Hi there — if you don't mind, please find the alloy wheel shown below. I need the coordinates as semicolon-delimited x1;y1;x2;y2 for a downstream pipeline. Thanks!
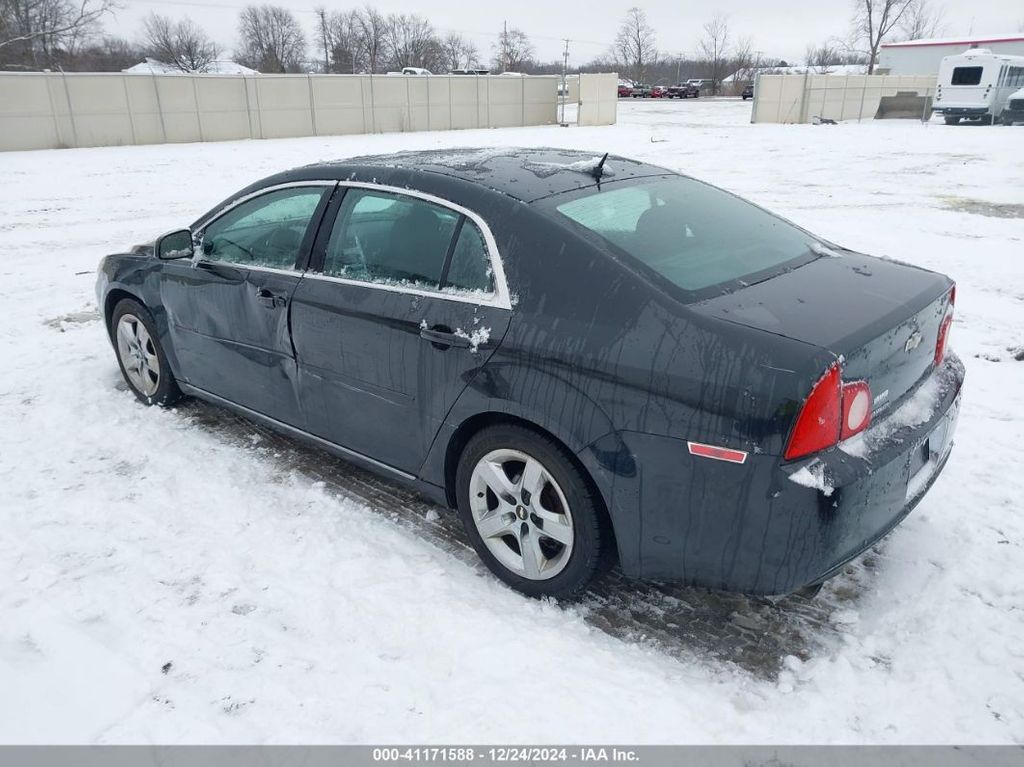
115;313;160;397
468;448;575;580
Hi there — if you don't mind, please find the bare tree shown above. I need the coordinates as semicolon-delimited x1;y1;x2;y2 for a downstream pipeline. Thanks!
491;24;533;72
898;0;945;41
614;7;656;84
143;13;218;72
850;0;916;73
1;0;114;69
316;7;362;73
440;31;478;72
698;13;730;94
728;36;756;91
353;4;386;73
237;4;305;73
383;13;439;71
805;41;844;72
71;34;141;70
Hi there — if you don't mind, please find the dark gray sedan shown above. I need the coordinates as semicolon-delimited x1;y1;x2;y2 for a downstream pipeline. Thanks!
96;148;963;598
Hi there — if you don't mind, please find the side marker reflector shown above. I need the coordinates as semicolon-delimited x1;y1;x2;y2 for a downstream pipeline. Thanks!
687;441;748;464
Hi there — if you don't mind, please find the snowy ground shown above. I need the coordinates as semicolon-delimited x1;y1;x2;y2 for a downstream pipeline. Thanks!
1;99;1022;744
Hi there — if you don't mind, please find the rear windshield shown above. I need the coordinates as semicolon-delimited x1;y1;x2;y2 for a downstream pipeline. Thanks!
951;66;983;85
545;175;819;297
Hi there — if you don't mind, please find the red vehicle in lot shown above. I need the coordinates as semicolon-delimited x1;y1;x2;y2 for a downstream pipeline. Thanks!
650;85;668;98
618;84;633;98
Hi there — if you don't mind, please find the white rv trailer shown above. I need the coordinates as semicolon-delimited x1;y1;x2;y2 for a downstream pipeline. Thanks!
932;48;1024;124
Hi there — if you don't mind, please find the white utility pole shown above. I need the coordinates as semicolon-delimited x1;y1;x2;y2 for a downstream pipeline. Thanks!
560;38;570;126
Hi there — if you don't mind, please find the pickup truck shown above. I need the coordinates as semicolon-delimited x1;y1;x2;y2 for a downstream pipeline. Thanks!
666;83;700;99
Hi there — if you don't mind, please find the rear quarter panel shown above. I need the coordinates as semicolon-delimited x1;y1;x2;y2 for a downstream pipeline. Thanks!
422;203;836;575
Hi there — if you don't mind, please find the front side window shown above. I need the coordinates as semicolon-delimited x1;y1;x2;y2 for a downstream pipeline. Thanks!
323;189;460;288
200;187;326;270
546;176;818;297
951;66;983;85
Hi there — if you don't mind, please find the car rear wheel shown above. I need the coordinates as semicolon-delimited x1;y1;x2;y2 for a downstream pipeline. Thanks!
111;298;182;407
943;116;961;125
455;425;611;599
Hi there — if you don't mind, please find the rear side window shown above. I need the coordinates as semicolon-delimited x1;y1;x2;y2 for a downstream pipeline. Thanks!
548;176;817;296
444;223;494;293
324;189;459;288
951;66;983;85
200;187;326;270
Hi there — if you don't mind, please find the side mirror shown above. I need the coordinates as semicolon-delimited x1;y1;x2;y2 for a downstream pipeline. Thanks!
155;229;194;260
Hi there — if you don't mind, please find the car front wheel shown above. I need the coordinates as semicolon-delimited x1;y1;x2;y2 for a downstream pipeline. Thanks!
455;425;611;599
110;298;182;407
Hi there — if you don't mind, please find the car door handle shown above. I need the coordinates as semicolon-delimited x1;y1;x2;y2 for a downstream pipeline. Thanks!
419;326;472;349
255;287;287;308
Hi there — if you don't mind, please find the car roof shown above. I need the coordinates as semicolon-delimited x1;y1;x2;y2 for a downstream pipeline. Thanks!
261;147;671;204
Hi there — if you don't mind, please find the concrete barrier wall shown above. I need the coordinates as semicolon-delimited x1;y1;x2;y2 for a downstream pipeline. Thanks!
0;72;562;151
751;73;936;123
578;73;618;127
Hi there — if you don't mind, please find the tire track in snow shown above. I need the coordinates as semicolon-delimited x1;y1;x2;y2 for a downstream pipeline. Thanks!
173;397;878;680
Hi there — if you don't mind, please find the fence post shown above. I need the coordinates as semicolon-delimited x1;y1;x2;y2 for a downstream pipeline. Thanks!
60;71;79;147
521;76;526;127
369;74;376;133
308;73;318;136
360;76;368;133
405;75;411;132
192;76;204;141
44;75;63;148
799;71;810;123
121;75;137;145
253;76;264;139
151;73;167;143
242;75;254;139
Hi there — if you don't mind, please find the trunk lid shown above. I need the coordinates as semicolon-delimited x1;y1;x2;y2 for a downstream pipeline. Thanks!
692;251;953;416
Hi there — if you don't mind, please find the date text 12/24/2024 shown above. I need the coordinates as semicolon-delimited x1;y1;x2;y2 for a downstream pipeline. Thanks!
372;748;640;762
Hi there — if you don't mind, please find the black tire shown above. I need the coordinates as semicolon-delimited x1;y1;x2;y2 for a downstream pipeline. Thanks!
455;424;613;599
109;298;182;407
944;116;960;125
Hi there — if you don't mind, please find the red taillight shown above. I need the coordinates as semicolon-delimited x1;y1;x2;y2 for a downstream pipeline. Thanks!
785;366;873;460
784;364;841;460
935;285;955;366
840;381;872;440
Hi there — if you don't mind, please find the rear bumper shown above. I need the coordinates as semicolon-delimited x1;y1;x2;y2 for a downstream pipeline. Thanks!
582;353;965;594
934;106;990;117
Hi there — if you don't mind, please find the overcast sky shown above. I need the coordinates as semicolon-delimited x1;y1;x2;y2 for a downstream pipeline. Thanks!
107;0;1024;66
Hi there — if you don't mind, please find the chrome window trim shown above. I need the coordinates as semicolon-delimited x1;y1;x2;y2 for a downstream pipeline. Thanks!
306;181;513;311
189;181;338;275
187;178;514;310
